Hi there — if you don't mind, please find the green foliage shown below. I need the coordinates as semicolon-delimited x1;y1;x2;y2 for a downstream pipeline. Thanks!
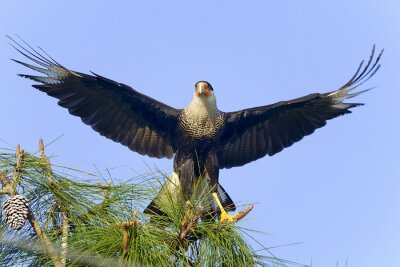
0;143;306;267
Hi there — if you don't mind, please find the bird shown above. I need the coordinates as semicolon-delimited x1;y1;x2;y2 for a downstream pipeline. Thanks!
9;36;382;222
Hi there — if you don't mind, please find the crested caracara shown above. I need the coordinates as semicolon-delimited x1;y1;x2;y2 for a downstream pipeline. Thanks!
10;37;382;222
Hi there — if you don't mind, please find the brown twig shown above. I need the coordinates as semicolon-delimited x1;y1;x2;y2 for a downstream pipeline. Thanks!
39;138;52;173
0;144;24;196
0;172;10;185
60;207;69;266
96;180;113;199
0;147;17;195
121;225;129;254
0;188;9;195
0;171;12;195
231;204;254;222
28;211;64;267
172;205;205;254
11;144;25;193
115;210;140;256
38;139;69;266
179;207;203;242
174;204;254;253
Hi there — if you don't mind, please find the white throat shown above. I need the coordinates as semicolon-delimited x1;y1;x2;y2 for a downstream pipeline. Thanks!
186;92;219;117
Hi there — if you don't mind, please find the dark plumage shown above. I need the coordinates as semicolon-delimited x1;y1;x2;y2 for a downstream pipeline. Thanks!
9;36;382;221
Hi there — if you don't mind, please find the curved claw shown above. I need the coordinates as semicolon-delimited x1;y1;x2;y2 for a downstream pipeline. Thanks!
220;210;234;223
212;192;254;223
220;205;254;223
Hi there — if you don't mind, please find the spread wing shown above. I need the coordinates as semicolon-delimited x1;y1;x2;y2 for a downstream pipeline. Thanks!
218;46;383;169
10;37;180;159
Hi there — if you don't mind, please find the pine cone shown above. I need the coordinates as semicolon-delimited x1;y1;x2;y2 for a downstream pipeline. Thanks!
3;195;30;230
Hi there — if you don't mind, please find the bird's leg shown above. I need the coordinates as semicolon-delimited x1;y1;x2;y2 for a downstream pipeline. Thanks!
206;154;253;223
212;193;254;223
212;192;233;222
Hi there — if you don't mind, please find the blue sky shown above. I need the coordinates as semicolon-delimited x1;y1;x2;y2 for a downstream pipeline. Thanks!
0;1;399;266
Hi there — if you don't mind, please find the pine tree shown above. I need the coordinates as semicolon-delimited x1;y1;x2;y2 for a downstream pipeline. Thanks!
0;139;305;267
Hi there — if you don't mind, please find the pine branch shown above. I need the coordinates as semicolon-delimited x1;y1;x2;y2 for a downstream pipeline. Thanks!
27;211;64;267
0;140;305;267
60;206;68;266
38;139;70;266
232;204;254;221
39;139;51;173
115;210;140;256
0;172;11;195
0;143;64;267
11;144;24;193
179;206;203;242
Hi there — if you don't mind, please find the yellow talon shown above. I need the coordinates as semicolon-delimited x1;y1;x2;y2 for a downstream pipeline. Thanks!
212;192;253;223
220;210;234;223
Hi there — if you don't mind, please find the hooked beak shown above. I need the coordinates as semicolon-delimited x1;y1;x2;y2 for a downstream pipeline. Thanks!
198;84;205;95
195;81;211;97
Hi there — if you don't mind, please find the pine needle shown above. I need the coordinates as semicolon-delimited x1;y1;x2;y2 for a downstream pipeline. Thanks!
0;142;306;267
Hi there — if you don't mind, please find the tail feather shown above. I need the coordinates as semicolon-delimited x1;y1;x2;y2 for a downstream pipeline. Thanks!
143;199;165;216
216;184;236;212
143;171;181;216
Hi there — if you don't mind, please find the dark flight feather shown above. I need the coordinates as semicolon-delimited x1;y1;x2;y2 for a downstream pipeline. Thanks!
9;36;181;159
217;46;383;169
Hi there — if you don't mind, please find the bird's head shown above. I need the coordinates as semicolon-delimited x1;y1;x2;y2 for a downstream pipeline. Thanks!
190;81;218;113
195;81;214;97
